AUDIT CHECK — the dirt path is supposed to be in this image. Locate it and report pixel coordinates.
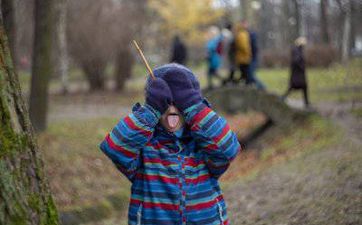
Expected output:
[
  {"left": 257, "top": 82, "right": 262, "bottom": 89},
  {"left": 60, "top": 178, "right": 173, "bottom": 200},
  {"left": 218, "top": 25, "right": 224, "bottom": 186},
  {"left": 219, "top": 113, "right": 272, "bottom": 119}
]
[{"left": 224, "top": 101, "right": 362, "bottom": 225}]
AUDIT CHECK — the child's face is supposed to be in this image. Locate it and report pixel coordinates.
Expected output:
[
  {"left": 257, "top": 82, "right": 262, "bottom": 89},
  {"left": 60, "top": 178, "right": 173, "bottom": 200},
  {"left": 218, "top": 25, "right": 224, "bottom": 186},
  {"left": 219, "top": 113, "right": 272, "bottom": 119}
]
[{"left": 160, "top": 105, "right": 184, "bottom": 133}]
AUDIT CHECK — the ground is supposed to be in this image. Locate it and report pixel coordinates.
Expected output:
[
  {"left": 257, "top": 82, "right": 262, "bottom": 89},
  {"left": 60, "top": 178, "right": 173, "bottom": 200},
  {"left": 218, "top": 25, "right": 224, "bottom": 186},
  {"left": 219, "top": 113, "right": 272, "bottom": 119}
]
[
  {"left": 224, "top": 101, "right": 362, "bottom": 225},
  {"left": 18, "top": 62, "right": 362, "bottom": 224}
]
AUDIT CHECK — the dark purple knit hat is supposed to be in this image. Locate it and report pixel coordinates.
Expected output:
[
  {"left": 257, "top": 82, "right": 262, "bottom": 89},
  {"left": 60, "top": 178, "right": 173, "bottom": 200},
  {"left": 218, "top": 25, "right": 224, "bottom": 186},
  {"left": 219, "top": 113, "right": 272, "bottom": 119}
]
[{"left": 146, "top": 63, "right": 200, "bottom": 91}]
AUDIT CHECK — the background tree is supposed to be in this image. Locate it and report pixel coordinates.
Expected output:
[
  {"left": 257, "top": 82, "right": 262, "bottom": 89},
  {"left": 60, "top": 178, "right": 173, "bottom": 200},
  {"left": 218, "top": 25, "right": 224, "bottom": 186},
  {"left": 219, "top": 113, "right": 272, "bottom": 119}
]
[
  {"left": 113, "top": 0, "right": 147, "bottom": 91},
  {"left": 67, "top": 0, "right": 122, "bottom": 91},
  {"left": 29, "top": 0, "right": 54, "bottom": 132},
  {"left": 54, "top": 0, "right": 69, "bottom": 94},
  {"left": 336, "top": 0, "right": 351, "bottom": 63},
  {"left": 0, "top": 14, "right": 58, "bottom": 225},
  {"left": 320, "top": 0, "right": 330, "bottom": 44},
  {"left": 149, "top": 0, "right": 224, "bottom": 62},
  {"left": 239, "top": 0, "right": 250, "bottom": 20}
]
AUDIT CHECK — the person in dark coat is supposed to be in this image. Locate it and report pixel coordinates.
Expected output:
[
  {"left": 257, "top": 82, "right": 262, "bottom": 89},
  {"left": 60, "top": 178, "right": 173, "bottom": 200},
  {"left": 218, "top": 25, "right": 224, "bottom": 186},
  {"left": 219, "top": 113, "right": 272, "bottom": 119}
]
[
  {"left": 170, "top": 35, "right": 188, "bottom": 65},
  {"left": 247, "top": 28, "right": 266, "bottom": 90},
  {"left": 282, "top": 37, "right": 309, "bottom": 107}
]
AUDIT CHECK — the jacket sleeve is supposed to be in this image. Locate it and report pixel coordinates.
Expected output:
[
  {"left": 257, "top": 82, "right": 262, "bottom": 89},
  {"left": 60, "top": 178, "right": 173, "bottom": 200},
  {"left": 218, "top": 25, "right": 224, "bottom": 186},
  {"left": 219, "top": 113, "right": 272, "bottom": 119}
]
[
  {"left": 184, "top": 102, "right": 241, "bottom": 179},
  {"left": 99, "top": 103, "right": 160, "bottom": 182}
]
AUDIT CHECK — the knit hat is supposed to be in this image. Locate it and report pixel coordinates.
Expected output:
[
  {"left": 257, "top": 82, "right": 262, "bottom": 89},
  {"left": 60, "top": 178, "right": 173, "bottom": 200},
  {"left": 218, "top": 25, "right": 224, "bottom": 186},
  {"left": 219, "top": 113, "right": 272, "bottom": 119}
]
[{"left": 146, "top": 63, "right": 200, "bottom": 91}]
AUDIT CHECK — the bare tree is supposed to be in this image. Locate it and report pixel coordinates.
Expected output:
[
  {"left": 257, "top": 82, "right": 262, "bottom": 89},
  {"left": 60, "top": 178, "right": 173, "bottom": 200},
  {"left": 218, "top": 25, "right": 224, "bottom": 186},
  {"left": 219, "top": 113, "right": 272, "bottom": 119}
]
[
  {"left": 0, "top": 14, "right": 59, "bottom": 225},
  {"left": 336, "top": 0, "right": 351, "bottom": 63},
  {"left": 29, "top": 0, "right": 55, "bottom": 132},
  {"left": 320, "top": 0, "right": 330, "bottom": 44},
  {"left": 67, "top": 0, "right": 119, "bottom": 91},
  {"left": 114, "top": 0, "right": 147, "bottom": 91},
  {"left": 54, "top": 0, "right": 69, "bottom": 94},
  {"left": 292, "top": 0, "right": 303, "bottom": 37},
  {"left": 239, "top": 0, "right": 250, "bottom": 20}
]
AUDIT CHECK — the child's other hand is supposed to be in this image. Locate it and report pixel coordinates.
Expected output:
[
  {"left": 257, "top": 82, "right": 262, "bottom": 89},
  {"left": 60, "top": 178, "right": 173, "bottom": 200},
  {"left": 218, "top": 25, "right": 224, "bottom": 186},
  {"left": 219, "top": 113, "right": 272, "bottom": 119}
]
[
  {"left": 163, "top": 70, "right": 203, "bottom": 111},
  {"left": 145, "top": 78, "right": 173, "bottom": 114}
]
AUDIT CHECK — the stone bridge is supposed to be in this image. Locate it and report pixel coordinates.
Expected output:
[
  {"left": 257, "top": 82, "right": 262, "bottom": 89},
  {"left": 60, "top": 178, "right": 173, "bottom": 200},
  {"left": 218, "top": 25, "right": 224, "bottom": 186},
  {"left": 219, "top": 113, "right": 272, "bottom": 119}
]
[{"left": 203, "top": 86, "right": 314, "bottom": 146}]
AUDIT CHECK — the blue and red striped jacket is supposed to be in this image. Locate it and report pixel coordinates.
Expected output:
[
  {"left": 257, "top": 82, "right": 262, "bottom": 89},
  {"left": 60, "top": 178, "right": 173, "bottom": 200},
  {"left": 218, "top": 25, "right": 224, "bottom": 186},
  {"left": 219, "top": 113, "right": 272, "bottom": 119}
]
[{"left": 99, "top": 102, "right": 241, "bottom": 225}]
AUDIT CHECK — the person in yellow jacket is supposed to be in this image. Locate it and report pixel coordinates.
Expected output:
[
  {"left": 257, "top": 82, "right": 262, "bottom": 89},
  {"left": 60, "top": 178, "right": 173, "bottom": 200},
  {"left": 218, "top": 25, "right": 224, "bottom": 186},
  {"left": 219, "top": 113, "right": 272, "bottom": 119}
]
[{"left": 234, "top": 20, "right": 252, "bottom": 83}]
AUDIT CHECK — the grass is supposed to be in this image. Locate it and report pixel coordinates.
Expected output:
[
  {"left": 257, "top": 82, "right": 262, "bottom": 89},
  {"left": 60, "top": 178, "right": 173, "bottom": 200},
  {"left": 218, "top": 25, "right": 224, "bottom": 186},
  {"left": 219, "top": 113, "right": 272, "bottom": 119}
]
[
  {"left": 257, "top": 59, "right": 362, "bottom": 103},
  {"left": 351, "top": 106, "right": 362, "bottom": 118},
  {"left": 221, "top": 115, "right": 341, "bottom": 187},
  {"left": 38, "top": 117, "right": 131, "bottom": 211},
  {"left": 193, "top": 59, "right": 362, "bottom": 103},
  {"left": 18, "top": 59, "right": 362, "bottom": 104}
]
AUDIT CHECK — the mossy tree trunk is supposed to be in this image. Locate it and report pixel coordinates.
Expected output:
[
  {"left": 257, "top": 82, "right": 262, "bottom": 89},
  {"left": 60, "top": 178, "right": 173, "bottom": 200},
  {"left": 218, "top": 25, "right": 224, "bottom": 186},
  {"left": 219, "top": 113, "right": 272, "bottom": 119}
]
[
  {"left": 0, "top": 13, "right": 59, "bottom": 225},
  {"left": 29, "top": 0, "right": 54, "bottom": 132},
  {"left": 1, "top": 0, "right": 17, "bottom": 67}
]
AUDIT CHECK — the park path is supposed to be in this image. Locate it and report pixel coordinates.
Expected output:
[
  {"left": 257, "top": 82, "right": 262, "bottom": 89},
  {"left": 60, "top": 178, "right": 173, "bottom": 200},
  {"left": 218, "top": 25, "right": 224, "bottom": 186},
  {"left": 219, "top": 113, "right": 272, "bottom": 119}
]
[{"left": 224, "top": 101, "right": 362, "bottom": 225}]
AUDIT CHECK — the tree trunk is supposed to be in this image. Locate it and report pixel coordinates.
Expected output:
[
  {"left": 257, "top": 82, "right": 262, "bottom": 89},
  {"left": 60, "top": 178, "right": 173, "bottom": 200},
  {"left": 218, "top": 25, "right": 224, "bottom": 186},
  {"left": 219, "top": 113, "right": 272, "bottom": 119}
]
[
  {"left": 29, "top": 0, "right": 54, "bottom": 132},
  {"left": 320, "top": 0, "right": 330, "bottom": 44},
  {"left": 1, "top": 0, "right": 17, "bottom": 66},
  {"left": 0, "top": 15, "right": 59, "bottom": 225},
  {"left": 54, "top": 0, "right": 69, "bottom": 94},
  {"left": 81, "top": 59, "right": 106, "bottom": 91},
  {"left": 239, "top": 0, "right": 250, "bottom": 20},
  {"left": 114, "top": 46, "right": 133, "bottom": 91},
  {"left": 349, "top": 0, "right": 356, "bottom": 52},
  {"left": 341, "top": 8, "right": 351, "bottom": 63},
  {"left": 292, "top": 0, "right": 303, "bottom": 38}
]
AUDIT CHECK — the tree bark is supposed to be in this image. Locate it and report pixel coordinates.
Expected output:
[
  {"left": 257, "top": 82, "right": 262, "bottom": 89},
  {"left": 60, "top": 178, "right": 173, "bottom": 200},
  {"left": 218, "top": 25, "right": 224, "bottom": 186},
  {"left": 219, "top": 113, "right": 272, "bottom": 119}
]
[
  {"left": 1, "top": 0, "right": 17, "bottom": 66},
  {"left": 0, "top": 15, "right": 59, "bottom": 225},
  {"left": 29, "top": 0, "right": 54, "bottom": 132},
  {"left": 320, "top": 0, "right": 330, "bottom": 44}
]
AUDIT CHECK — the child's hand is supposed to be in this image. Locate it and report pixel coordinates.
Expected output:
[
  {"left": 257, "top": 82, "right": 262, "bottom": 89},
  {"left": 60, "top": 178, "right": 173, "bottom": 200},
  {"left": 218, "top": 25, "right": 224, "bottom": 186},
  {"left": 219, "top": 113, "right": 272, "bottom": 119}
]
[
  {"left": 163, "top": 70, "right": 203, "bottom": 111},
  {"left": 145, "top": 78, "right": 173, "bottom": 114}
]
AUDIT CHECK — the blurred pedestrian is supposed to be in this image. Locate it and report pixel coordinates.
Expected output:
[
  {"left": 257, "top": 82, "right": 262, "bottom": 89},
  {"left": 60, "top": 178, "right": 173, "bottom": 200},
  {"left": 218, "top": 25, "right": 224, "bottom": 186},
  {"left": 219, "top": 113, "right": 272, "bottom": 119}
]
[
  {"left": 170, "top": 35, "right": 188, "bottom": 65},
  {"left": 245, "top": 21, "right": 266, "bottom": 90},
  {"left": 282, "top": 37, "right": 310, "bottom": 107},
  {"left": 234, "top": 20, "right": 251, "bottom": 84},
  {"left": 221, "top": 23, "right": 237, "bottom": 85},
  {"left": 206, "top": 26, "right": 223, "bottom": 89}
]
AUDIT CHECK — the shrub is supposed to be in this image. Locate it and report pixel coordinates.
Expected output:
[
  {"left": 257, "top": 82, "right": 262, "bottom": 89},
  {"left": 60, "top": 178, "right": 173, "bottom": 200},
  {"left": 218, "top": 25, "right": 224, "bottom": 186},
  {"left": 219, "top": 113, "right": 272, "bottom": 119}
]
[{"left": 260, "top": 45, "right": 338, "bottom": 68}]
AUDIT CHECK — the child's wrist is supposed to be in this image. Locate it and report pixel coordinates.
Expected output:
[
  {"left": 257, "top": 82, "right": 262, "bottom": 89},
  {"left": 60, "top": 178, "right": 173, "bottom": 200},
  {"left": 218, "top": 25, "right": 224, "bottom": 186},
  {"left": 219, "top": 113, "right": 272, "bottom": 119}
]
[
  {"left": 132, "top": 103, "right": 161, "bottom": 128},
  {"left": 183, "top": 102, "right": 208, "bottom": 125}
]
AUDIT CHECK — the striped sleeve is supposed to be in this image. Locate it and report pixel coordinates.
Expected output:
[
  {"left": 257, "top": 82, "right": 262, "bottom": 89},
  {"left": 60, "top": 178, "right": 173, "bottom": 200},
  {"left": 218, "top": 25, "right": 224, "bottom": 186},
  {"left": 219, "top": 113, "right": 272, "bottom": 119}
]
[
  {"left": 184, "top": 102, "right": 241, "bottom": 178},
  {"left": 99, "top": 103, "right": 160, "bottom": 182}
]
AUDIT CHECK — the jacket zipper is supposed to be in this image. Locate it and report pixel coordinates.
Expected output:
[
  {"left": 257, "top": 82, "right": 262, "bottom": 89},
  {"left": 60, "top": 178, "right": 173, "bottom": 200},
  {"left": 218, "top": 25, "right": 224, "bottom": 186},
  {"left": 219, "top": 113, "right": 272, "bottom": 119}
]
[{"left": 137, "top": 203, "right": 143, "bottom": 225}]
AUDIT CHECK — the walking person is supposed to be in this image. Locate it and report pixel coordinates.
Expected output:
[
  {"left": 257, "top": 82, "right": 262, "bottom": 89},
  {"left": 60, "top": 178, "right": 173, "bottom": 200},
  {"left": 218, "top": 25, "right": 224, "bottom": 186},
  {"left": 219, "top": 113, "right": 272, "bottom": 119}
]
[
  {"left": 282, "top": 37, "right": 310, "bottom": 107},
  {"left": 221, "top": 23, "right": 236, "bottom": 85},
  {"left": 206, "top": 26, "right": 223, "bottom": 89},
  {"left": 234, "top": 20, "right": 251, "bottom": 84},
  {"left": 244, "top": 21, "right": 266, "bottom": 90},
  {"left": 170, "top": 35, "right": 188, "bottom": 65}
]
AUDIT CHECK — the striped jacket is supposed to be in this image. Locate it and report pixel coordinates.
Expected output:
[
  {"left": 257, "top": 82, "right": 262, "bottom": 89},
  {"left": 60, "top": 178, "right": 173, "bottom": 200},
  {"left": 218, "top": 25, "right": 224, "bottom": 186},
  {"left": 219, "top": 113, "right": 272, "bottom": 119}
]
[{"left": 99, "top": 102, "right": 241, "bottom": 225}]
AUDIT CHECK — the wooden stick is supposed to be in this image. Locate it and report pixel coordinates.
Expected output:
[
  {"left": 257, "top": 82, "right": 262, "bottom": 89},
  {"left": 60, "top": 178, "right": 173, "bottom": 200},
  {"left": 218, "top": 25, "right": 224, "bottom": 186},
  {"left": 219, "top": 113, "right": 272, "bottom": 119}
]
[{"left": 132, "top": 40, "right": 155, "bottom": 80}]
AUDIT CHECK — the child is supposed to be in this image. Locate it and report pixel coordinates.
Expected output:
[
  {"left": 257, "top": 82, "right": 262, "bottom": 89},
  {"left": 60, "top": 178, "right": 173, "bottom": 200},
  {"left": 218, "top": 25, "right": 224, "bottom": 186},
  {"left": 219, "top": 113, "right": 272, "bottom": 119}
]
[{"left": 99, "top": 63, "right": 241, "bottom": 225}]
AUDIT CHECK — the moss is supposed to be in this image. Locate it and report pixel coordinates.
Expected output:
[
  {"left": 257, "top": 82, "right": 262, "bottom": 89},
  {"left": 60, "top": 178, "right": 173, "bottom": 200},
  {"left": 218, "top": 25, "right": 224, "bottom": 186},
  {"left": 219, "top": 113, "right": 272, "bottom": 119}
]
[{"left": 43, "top": 196, "right": 59, "bottom": 225}]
